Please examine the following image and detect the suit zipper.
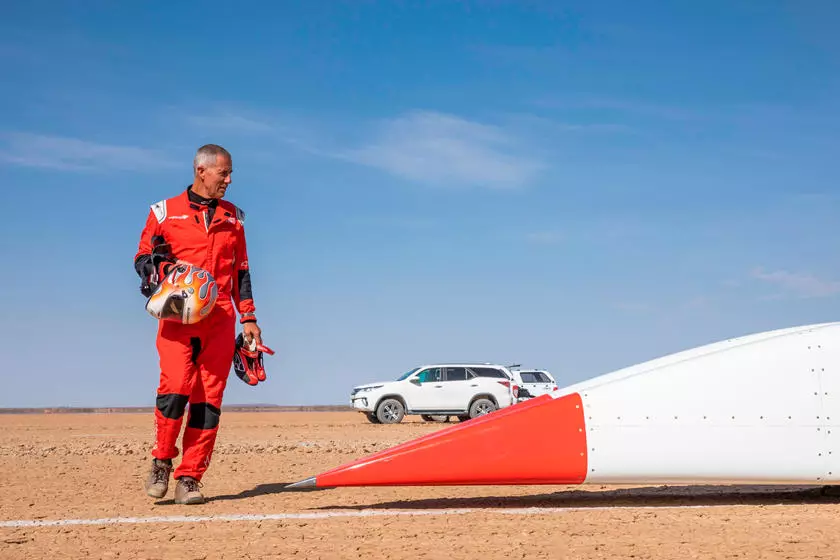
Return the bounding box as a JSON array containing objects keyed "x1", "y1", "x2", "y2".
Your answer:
[{"x1": 204, "y1": 210, "x2": 213, "y2": 275}]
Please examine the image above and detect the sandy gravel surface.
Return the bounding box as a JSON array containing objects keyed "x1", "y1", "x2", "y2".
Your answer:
[{"x1": 2, "y1": 412, "x2": 840, "y2": 559}]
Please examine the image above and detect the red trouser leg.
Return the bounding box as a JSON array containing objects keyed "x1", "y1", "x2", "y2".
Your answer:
[
  {"x1": 152, "y1": 319, "x2": 202, "y2": 461},
  {"x1": 174, "y1": 307, "x2": 235, "y2": 481}
]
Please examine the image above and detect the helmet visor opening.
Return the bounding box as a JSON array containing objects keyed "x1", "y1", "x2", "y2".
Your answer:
[{"x1": 158, "y1": 292, "x2": 186, "y2": 321}]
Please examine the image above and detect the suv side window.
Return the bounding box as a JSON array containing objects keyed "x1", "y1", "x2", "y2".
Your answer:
[
  {"x1": 520, "y1": 372, "x2": 540, "y2": 383},
  {"x1": 444, "y1": 367, "x2": 468, "y2": 381},
  {"x1": 469, "y1": 367, "x2": 508, "y2": 379},
  {"x1": 416, "y1": 367, "x2": 443, "y2": 383}
]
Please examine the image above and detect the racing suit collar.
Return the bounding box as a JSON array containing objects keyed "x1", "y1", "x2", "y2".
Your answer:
[{"x1": 187, "y1": 185, "x2": 219, "y2": 208}]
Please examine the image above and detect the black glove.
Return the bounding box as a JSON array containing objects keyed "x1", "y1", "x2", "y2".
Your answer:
[{"x1": 138, "y1": 235, "x2": 176, "y2": 297}]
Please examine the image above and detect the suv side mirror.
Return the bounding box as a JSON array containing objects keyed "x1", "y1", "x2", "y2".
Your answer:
[{"x1": 410, "y1": 378, "x2": 421, "y2": 386}]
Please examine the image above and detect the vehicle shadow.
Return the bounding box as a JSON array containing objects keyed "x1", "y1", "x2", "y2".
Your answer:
[{"x1": 311, "y1": 484, "x2": 840, "y2": 511}]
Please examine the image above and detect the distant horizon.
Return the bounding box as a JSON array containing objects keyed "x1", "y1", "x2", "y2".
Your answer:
[{"x1": 0, "y1": 403, "x2": 354, "y2": 414}]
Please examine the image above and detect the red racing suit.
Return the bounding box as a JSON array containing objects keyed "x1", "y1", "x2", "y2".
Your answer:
[{"x1": 134, "y1": 185, "x2": 257, "y2": 481}]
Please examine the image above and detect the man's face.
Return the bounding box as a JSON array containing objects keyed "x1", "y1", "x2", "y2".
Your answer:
[{"x1": 198, "y1": 155, "x2": 232, "y2": 198}]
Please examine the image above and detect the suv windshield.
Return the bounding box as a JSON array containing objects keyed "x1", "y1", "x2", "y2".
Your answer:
[{"x1": 396, "y1": 367, "x2": 421, "y2": 381}]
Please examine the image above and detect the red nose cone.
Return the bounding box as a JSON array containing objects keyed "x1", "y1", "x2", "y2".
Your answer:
[{"x1": 293, "y1": 393, "x2": 588, "y2": 488}]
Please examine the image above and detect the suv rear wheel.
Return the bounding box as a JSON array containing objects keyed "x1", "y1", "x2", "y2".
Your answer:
[
  {"x1": 469, "y1": 398, "x2": 496, "y2": 419},
  {"x1": 376, "y1": 398, "x2": 405, "y2": 424}
]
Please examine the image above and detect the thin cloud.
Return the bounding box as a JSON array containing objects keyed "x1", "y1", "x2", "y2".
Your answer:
[
  {"x1": 0, "y1": 133, "x2": 177, "y2": 172},
  {"x1": 502, "y1": 113, "x2": 633, "y2": 135},
  {"x1": 338, "y1": 111, "x2": 545, "y2": 189},
  {"x1": 182, "y1": 109, "x2": 331, "y2": 158},
  {"x1": 751, "y1": 267, "x2": 840, "y2": 299}
]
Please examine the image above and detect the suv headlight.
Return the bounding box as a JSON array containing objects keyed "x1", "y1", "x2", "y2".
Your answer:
[{"x1": 352, "y1": 385, "x2": 384, "y2": 395}]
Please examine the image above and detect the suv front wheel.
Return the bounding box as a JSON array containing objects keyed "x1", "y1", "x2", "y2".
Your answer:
[
  {"x1": 376, "y1": 398, "x2": 405, "y2": 424},
  {"x1": 469, "y1": 398, "x2": 496, "y2": 418}
]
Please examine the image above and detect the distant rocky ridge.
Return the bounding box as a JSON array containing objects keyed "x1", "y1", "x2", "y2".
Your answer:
[{"x1": 0, "y1": 404, "x2": 353, "y2": 414}]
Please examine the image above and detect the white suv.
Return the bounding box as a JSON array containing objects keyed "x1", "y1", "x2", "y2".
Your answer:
[
  {"x1": 510, "y1": 368, "x2": 558, "y2": 401},
  {"x1": 350, "y1": 363, "x2": 519, "y2": 424}
]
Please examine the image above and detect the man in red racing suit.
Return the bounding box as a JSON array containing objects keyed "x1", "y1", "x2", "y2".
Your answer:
[{"x1": 134, "y1": 144, "x2": 262, "y2": 504}]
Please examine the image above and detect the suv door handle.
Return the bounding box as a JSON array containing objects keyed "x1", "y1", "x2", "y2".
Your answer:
[
  {"x1": 470, "y1": 384, "x2": 478, "y2": 387},
  {"x1": 434, "y1": 385, "x2": 443, "y2": 388}
]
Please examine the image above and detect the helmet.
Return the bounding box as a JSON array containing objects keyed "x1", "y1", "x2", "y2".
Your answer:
[
  {"x1": 233, "y1": 333, "x2": 275, "y2": 385},
  {"x1": 145, "y1": 264, "x2": 218, "y2": 324}
]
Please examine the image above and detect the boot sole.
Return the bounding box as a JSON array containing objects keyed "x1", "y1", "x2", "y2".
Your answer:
[
  {"x1": 174, "y1": 496, "x2": 205, "y2": 505},
  {"x1": 146, "y1": 486, "x2": 168, "y2": 498}
]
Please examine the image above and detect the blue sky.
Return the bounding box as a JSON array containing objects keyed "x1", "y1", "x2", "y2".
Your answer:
[{"x1": 2, "y1": 1, "x2": 840, "y2": 407}]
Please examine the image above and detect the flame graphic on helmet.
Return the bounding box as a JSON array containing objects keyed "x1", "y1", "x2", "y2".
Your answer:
[{"x1": 146, "y1": 264, "x2": 219, "y2": 324}]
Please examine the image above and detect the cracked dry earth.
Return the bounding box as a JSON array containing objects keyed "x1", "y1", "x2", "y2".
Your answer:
[{"x1": 2, "y1": 412, "x2": 840, "y2": 559}]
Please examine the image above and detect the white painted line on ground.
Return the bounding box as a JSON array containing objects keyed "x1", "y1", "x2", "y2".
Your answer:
[{"x1": 0, "y1": 503, "x2": 789, "y2": 528}]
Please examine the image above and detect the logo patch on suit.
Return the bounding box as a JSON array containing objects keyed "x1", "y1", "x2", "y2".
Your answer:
[{"x1": 151, "y1": 200, "x2": 167, "y2": 223}]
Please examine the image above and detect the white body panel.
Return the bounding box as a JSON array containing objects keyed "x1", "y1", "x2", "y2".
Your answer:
[
  {"x1": 402, "y1": 380, "x2": 442, "y2": 411},
  {"x1": 443, "y1": 379, "x2": 476, "y2": 409},
  {"x1": 554, "y1": 322, "x2": 840, "y2": 484}
]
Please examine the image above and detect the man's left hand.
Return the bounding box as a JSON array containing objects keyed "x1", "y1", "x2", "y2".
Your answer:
[{"x1": 243, "y1": 321, "x2": 262, "y2": 347}]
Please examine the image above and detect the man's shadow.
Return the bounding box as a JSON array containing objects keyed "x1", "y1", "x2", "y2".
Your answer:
[{"x1": 152, "y1": 482, "x2": 328, "y2": 505}]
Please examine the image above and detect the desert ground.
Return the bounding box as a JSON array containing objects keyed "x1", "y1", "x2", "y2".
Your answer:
[{"x1": 2, "y1": 411, "x2": 840, "y2": 559}]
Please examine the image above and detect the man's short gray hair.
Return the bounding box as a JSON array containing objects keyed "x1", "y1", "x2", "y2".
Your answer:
[{"x1": 194, "y1": 144, "x2": 232, "y2": 170}]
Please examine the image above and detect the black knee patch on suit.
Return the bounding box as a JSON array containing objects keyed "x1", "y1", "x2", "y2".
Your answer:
[
  {"x1": 190, "y1": 337, "x2": 202, "y2": 364},
  {"x1": 187, "y1": 402, "x2": 221, "y2": 430},
  {"x1": 156, "y1": 393, "x2": 189, "y2": 419}
]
